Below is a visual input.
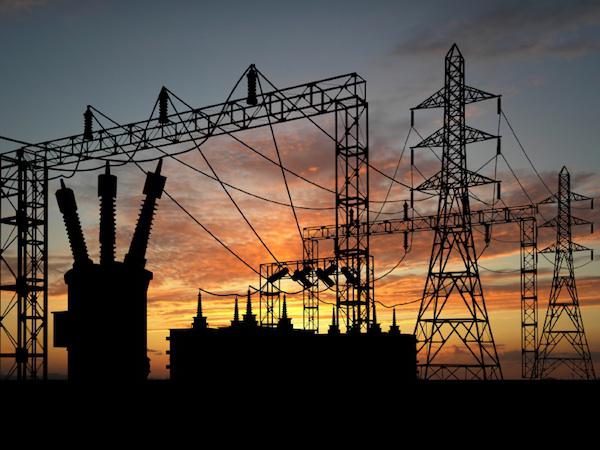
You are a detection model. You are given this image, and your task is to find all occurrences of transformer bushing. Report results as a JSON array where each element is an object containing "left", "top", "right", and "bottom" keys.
[{"left": 53, "top": 160, "right": 166, "bottom": 382}]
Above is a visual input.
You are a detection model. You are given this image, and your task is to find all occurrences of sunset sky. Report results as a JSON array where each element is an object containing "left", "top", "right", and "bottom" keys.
[{"left": 2, "top": 0, "right": 600, "bottom": 379}]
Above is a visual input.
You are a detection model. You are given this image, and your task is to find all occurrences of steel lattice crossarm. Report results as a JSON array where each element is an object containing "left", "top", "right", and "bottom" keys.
[
  {"left": 411, "top": 84, "right": 499, "bottom": 110},
  {"left": 1, "top": 71, "right": 365, "bottom": 168},
  {"left": 302, "top": 202, "right": 540, "bottom": 379},
  {"left": 303, "top": 205, "right": 538, "bottom": 241}
]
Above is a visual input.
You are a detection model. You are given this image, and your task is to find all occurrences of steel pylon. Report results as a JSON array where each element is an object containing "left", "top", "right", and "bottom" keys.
[
  {"left": 537, "top": 167, "right": 596, "bottom": 380},
  {"left": 411, "top": 44, "right": 503, "bottom": 380}
]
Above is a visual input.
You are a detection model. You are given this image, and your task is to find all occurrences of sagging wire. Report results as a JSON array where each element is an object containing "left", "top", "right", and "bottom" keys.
[{"left": 256, "top": 75, "right": 308, "bottom": 256}]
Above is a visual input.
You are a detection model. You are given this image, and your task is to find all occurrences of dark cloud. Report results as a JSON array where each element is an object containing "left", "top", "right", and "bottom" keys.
[{"left": 394, "top": 0, "right": 600, "bottom": 60}]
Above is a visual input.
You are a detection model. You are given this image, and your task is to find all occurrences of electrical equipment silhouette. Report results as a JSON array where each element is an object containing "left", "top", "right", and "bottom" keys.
[
  {"left": 411, "top": 44, "right": 503, "bottom": 380},
  {"left": 53, "top": 160, "right": 166, "bottom": 382},
  {"left": 536, "top": 167, "right": 596, "bottom": 380},
  {"left": 167, "top": 290, "right": 417, "bottom": 383}
]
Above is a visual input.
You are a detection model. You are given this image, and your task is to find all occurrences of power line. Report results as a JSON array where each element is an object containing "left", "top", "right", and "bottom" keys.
[
  {"left": 372, "top": 126, "right": 412, "bottom": 222},
  {"left": 166, "top": 92, "right": 282, "bottom": 265},
  {"left": 501, "top": 109, "right": 553, "bottom": 196},
  {"left": 257, "top": 76, "right": 308, "bottom": 254}
]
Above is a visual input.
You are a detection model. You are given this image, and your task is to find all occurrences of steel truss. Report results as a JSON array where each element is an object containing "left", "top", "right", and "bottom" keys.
[
  {"left": 537, "top": 167, "right": 595, "bottom": 379},
  {"left": 0, "top": 69, "right": 368, "bottom": 380},
  {"left": 412, "top": 44, "right": 502, "bottom": 380},
  {"left": 0, "top": 151, "right": 47, "bottom": 380},
  {"left": 302, "top": 204, "right": 538, "bottom": 378},
  {"left": 259, "top": 254, "right": 374, "bottom": 330}
]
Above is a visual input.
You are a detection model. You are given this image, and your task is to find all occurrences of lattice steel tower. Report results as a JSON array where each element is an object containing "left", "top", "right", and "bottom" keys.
[
  {"left": 537, "top": 167, "right": 596, "bottom": 380},
  {"left": 412, "top": 44, "right": 502, "bottom": 380}
]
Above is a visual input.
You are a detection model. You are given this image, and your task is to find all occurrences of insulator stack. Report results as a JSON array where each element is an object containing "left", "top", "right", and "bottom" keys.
[
  {"left": 125, "top": 159, "right": 166, "bottom": 268},
  {"left": 83, "top": 107, "right": 93, "bottom": 141},
  {"left": 158, "top": 87, "right": 169, "bottom": 125},
  {"left": 56, "top": 179, "right": 91, "bottom": 266},
  {"left": 403, "top": 201, "right": 409, "bottom": 221},
  {"left": 316, "top": 263, "right": 336, "bottom": 287},
  {"left": 98, "top": 162, "right": 117, "bottom": 266},
  {"left": 267, "top": 266, "right": 289, "bottom": 284},
  {"left": 291, "top": 266, "right": 313, "bottom": 288},
  {"left": 403, "top": 230, "right": 409, "bottom": 251},
  {"left": 484, "top": 223, "right": 491, "bottom": 245},
  {"left": 340, "top": 266, "right": 358, "bottom": 286},
  {"left": 246, "top": 65, "right": 258, "bottom": 106}
]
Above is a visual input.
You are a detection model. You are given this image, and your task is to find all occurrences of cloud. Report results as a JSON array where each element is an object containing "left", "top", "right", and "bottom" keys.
[{"left": 394, "top": 0, "right": 600, "bottom": 60}]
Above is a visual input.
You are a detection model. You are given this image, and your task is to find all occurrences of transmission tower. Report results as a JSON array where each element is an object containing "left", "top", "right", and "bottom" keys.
[
  {"left": 411, "top": 44, "right": 503, "bottom": 380},
  {"left": 537, "top": 167, "right": 596, "bottom": 380}
]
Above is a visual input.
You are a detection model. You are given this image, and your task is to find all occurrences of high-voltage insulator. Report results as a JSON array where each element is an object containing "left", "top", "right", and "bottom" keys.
[
  {"left": 497, "top": 182, "right": 501, "bottom": 200},
  {"left": 193, "top": 290, "right": 208, "bottom": 330},
  {"left": 267, "top": 266, "right": 289, "bottom": 284},
  {"left": 315, "top": 263, "right": 336, "bottom": 287},
  {"left": 291, "top": 266, "right": 313, "bottom": 288},
  {"left": 403, "top": 230, "right": 409, "bottom": 251},
  {"left": 56, "top": 179, "right": 91, "bottom": 266},
  {"left": 246, "top": 65, "right": 258, "bottom": 106},
  {"left": 158, "top": 87, "right": 170, "bottom": 125},
  {"left": 340, "top": 266, "right": 358, "bottom": 286},
  {"left": 98, "top": 162, "right": 117, "bottom": 266},
  {"left": 83, "top": 106, "right": 94, "bottom": 141},
  {"left": 484, "top": 223, "right": 491, "bottom": 245},
  {"left": 389, "top": 309, "right": 400, "bottom": 335},
  {"left": 327, "top": 306, "right": 340, "bottom": 335},
  {"left": 124, "top": 159, "right": 166, "bottom": 268},
  {"left": 403, "top": 201, "right": 409, "bottom": 221},
  {"left": 497, "top": 137, "right": 501, "bottom": 155}
]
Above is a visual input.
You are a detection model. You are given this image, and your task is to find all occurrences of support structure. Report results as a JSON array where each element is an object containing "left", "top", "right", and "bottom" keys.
[
  {"left": 0, "top": 151, "right": 48, "bottom": 380},
  {"left": 537, "top": 167, "right": 595, "bottom": 380},
  {"left": 0, "top": 69, "right": 368, "bottom": 379},
  {"left": 411, "top": 44, "right": 502, "bottom": 380},
  {"left": 334, "top": 99, "right": 373, "bottom": 332},
  {"left": 304, "top": 204, "right": 538, "bottom": 377},
  {"left": 520, "top": 218, "right": 538, "bottom": 378},
  {"left": 302, "top": 238, "right": 320, "bottom": 331}
]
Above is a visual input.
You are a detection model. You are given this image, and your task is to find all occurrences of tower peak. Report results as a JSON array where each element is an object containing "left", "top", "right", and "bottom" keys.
[{"left": 446, "top": 43, "right": 463, "bottom": 59}]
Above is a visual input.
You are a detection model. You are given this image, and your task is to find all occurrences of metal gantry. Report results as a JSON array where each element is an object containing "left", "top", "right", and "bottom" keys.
[
  {"left": 334, "top": 98, "right": 373, "bottom": 333},
  {"left": 303, "top": 204, "right": 538, "bottom": 377},
  {"left": 0, "top": 69, "right": 369, "bottom": 380},
  {"left": 0, "top": 150, "right": 48, "bottom": 380},
  {"left": 537, "top": 167, "right": 596, "bottom": 380},
  {"left": 411, "top": 44, "right": 503, "bottom": 380}
]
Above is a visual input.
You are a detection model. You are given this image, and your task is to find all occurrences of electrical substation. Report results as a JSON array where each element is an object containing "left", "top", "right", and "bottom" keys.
[{"left": 0, "top": 45, "right": 596, "bottom": 382}]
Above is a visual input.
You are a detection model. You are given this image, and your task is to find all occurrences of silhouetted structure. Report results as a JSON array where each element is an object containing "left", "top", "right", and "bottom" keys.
[
  {"left": 411, "top": 44, "right": 502, "bottom": 380},
  {"left": 167, "top": 294, "right": 417, "bottom": 382},
  {"left": 0, "top": 66, "right": 368, "bottom": 380},
  {"left": 53, "top": 161, "right": 166, "bottom": 382},
  {"left": 537, "top": 167, "right": 595, "bottom": 379}
]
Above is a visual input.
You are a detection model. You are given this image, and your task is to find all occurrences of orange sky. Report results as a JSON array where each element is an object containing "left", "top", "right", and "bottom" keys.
[{"left": 35, "top": 114, "right": 600, "bottom": 380}]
